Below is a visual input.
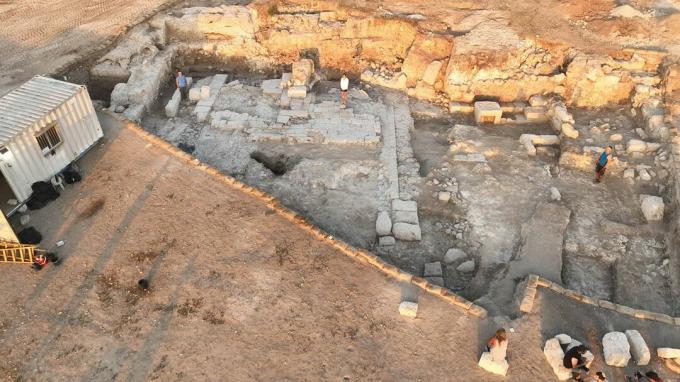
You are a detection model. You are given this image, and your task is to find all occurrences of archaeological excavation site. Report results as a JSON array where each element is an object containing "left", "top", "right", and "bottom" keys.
[{"left": 2, "top": 0, "right": 680, "bottom": 380}]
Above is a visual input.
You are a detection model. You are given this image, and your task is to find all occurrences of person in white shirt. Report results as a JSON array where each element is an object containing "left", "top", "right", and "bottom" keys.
[{"left": 340, "top": 74, "right": 349, "bottom": 108}]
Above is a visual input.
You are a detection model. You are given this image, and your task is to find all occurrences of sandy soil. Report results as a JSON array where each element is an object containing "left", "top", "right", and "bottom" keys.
[
  {"left": 0, "top": 0, "right": 176, "bottom": 95},
  {"left": 0, "top": 113, "right": 563, "bottom": 381}
]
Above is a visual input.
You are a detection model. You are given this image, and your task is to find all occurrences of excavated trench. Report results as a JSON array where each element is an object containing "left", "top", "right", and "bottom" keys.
[{"left": 70, "top": 1, "right": 680, "bottom": 317}]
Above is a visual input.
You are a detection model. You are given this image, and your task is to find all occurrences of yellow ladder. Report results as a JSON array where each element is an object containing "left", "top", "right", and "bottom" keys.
[{"left": 0, "top": 241, "right": 44, "bottom": 264}]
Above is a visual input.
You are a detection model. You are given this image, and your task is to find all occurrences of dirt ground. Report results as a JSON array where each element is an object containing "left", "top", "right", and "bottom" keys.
[{"left": 0, "top": 113, "right": 562, "bottom": 381}]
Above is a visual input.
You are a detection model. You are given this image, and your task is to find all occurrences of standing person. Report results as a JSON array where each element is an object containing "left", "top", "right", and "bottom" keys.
[
  {"left": 176, "top": 71, "right": 188, "bottom": 100},
  {"left": 595, "top": 146, "right": 614, "bottom": 183},
  {"left": 340, "top": 73, "right": 349, "bottom": 109},
  {"left": 485, "top": 328, "right": 508, "bottom": 362}
]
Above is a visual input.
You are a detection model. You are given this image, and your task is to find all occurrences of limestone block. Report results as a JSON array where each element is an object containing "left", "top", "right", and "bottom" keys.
[
  {"left": 524, "top": 107, "right": 547, "bottom": 121},
  {"left": 421, "top": 61, "right": 443, "bottom": 86},
  {"left": 392, "top": 199, "right": 417, "bottom": 212},
  {"left": 280, "top": 92, "right": 290, "bottom": 108},
  {"left": 554, "top": 334, "right": 572, "bottom": 345},
  {"left": 394, "top": 210, "right": 419, "bottom": 225},
  {"left": 610, "top": 134, "right": 623, "bottom": 142},
  {"left": 623, "top": 168, "right": 635, "bottom": 179},
  {"left": 438, "top": 191, "right": 451, "bottom": 202},
  {"left": 456, "top": 260, "right": 475, "bottom": 273},
  {"left": 544, "top": 338, "right": 572, "bottom": 380},
  {"left": 638, "top": 169, "right": 651, "bottom": 181},
  {"left": 379, "top": 236, "right": 395, "bottom": 246},
  {"left": 627, "top": 139, "right": 648, "bottom": 153},
  {"left": 280, "top": 72, "right": 292, "bottom": 88},
  {"left": 474, "top": 101, "right": 502, "bottom": 124},
  {"left": 262, "top": 79, "right": 283, "bottom": 96},
  {"left": 529, "top": 94, "right": 548, "bottom": 107},
  {"left": 639, "top": 194, "right": 664, "bottom": 222},
  {"left": 164, "top": 89, "right": 181, "bottom": 118},
  {"left": 449, "top": 102, "right": 474, "bottom": 114},
  {"left": 602, "top": 331, "right": 631, "bottom": 367},
  {"left": 200, "top": 86, "right": 210, "bottom": 100},
  {"left": 392, "top": 223, "right": 422, "bottom": 241},
  {"left": 610, "top": 4, "right": 645, "bottom": 18},
  {"left": 292, "top": 59, "right": 314, "bottom": 87},
  {"left": 399, "top": 301, "right": 418, "bottom": 318},
  {"left": 561, "top": 123, "right": 579, "bottom": 139},
  {"left": 625, "top": 330, "right": 650, "bottom": 366},
  {"left": 189, "top": 88, "right": 201, "bottom": 101},
  {"left": 110, "top": 83, "right": 129, "bottom": 107},
  {"left": 657, "top": 348, "right": 680, "bottom": 359},
  {"left": 444, "top": 248, "right": 467, "bottom": 263},
  {"left": 520, "top": 134, "right": 560, "bottom": 156},
  {"left": 478, "top": 351, "right": 509, "bottom": 376},
  {"left": 376, "top": 211, "right": 392, "bottom": 236},
  {"left": 424, "top": 262, "right": 443, "bottom": 277},
  {"left": 287, "top": 85, "right": 307, "bottom": 99},
  {"left": 414, "top": 82, "right": 436, "bottom": 100}
]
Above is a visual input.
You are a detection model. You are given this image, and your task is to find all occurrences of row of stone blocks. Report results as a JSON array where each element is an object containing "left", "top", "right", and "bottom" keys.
[{"left": 376, "top": 199, "right": 422, "bottom": 245}]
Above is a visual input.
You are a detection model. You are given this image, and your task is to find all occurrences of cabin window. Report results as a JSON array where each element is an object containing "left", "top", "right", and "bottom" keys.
[{"left": 35, "top": 124, "right": 62, "bottom": 154}]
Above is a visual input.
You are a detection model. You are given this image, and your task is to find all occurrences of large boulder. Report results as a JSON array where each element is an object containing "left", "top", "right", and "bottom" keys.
[
  {"left": 543, "top": 338, "right": 572, "bottom": 380},
  {"left": 375, "top": 211, "right": 392, "bottom": 236},
  {"left": 657, "top": 348, "right": 680, "bottom": 359},
  {"left": 625, "top": 330, "right": 650, "bottom": 366},
  {"left": 478, "top": 351, "right": 509, "bottom": 376},
  {"left": 602, "top": 331, "right": 631, "bottom": 367},
  {"left": 392, "top": 223, "right": 422, "bottom": 241},
  {"left": 110, "top": 83, "right": 129, "bottom": 107},
  {"left": 444, "top": 248, "right": 467, "bottom": 263},
  {"left": 639, "top": 194, "right": 664, "bottom": 222}
]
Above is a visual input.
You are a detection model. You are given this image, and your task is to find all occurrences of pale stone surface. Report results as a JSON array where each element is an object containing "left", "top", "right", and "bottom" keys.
[
  {"left": 550, "top": 187, "right": 561, "bottom": 201},
  {"left": 457, "top": 260, "right": 475, "bottom": 273},
  {"left": 189, "top": 87, "right": 201, "bottom": 101},
  {"left": 392, "top": 199, "right": 417, "bottom": 212},
  {"left": 555, "top": 334, "right": 572, "bottom": 345},
  {"left": 261, "top": 79, "right": 283, "bottom": 96},
  {"left": 376, "top": 211, "right": 392, "bottom": 236},
  {"left": 639, "top": 194, "right": 664, "bottom": 222},
  {"left": 529, "top": 94, "right": 548, "bottom": 107},
  {"left": 524, "top": 106, "right": 547, "bottom": 120},
  {"left": 602, "top": 331, "right": 631, "bottom": 367},
  {"left": 424, "top": 262, "right": 443, "bottom": 277},
  {"left": 200, "top": 85, "right": 210, "bottom": 100},
  {"left": 444, "top": 248, "right": 467, "bottom": 263},
  {"left": 544, "top": 338, "right": 572, "bottom": 380},
  {"left": 474, "top": 101, "right": 502, "bottom": 124},
  {"left": 623, "top": 168, "right": 635, "bottom": 179},
  {"left": 625, "top": 330, "right": 650, "bottom": 366},
  {"left": 291, "top": 59, "right": 314, "bottom": 87},
  {"left": 379, "top": 236, "right": 396, "bottom": 246},
  {"left": 610, "top": 4, "right": 645, "bottom": 18},
  {"left": 478, "top": 351, "right": 509, "bottom": 376},
  {"left": 393, "top": 223, "right": 422, "bottom": 241},
  {"left": 561, "top": 123, "right": 579, "bottom": 139},
  {"left": 164, "top": 89, "right": 181, "bottom": 117},
  {"left": 287, "top": 85, "right": 307, "bottom": 99},
  {"left": 421, "top": 60, "right": 443, "bottom": 86},
  {"left": 110, "top": 83, "right": 129, "bottom": 107},
  {"left": 398, "top": 301, "right": 418, "bottom": 318},
  {"left": 394, "top": 210, "right": 419, "bottom": 225},
  {"left": 627, "top": 139, "right": 648, "bottom": 153},
  {"left": 425, "top": 276, "right": 444, "bottom": 287},
  {"left": 519, "top": 134, "right": 560, "bottom": 156},
  {"left": 438, "top": 191, "right": 451, "bottom": 202},
  {"left": 610, "top": 134, "right": 623, "bottom": 142},
  {"left": 657, "top": 348, "right": 680, "bottom": 359}
]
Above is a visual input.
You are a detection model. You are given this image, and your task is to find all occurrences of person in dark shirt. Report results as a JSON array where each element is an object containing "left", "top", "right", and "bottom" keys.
[
  {"left": 176, "top": 71, "right": 188, "bottom": 100},
  {"left": 563, "top": 345, "right": 590, "bottom": 380},
  {"left": 595, "top": 146, "right": 613, "bottom": 183}
]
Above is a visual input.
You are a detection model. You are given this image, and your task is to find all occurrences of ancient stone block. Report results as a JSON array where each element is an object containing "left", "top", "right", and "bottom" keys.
[
  {"left": 478, "top": 351, "right": 509, "bottom": 376},
  {"left": 200, "top": 85, "right": 210, "bottom": 100},
  {"left": 189, "top": 88, "right": 201, "bottom": 101},
  {"left": 392, "top": 199, "right": 417, "bottom": 212},
  {"left": 544, "top": 338, "right": 572, "bottom": 380},
  {"left": 392, "top": 223, "right": 422, "bottom": 241},
  {"left": 625, "top": 330, "right": 650, "bottom": 366},
  {"left": 456, "top": 260, "right": 475, "bottom": 273},
  {"left": 425, "top": 276, "right": 444, "bottom": 287},
  {"left": 474, "top": 101, "right": 502, "bottom": 125},
  {"left": 639, "top": 194, "right": 664, "bottom": 222},
  {"left": 110, "top": 83, "right": 129, "bottom": 107},
  {"left": 421, "top": 61, "right": 443, "bottom": 86},
  {"left": 287, "top": 85, "right": 307, "bottom": 99},
  {"left": 444, "top": 248, "right": 467, "bottom": 263},
  {"left": 379, "top": 236, "right": 396, "bottom": 247},
  {"left": 376, "top": 211, "right": 392, "bottom": 236},
  {"left": 657, "top": 348, "right": 680, "bottom": 359},
  {"left": 164, "top": 89, "right": 181, "bottom": 118},
  {"left": 398, "top": 301, "right": 418, "bottom": 318},
  {"left": 291, "top": 59, "right": 314, "bottom": 87},
  {"left": 394, "top": 210, "right": 419, "bottom": 225},
  {"left": 603, "top": 331, "right": 631, "bottom": 367},
  {"left": 524, "top": 106, "right": 547, "bottom": 121}
]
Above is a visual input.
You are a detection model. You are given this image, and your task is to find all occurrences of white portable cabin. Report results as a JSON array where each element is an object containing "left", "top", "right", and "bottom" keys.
[{"left": 0, "top": 76, "right": 103, "bottom": 207}]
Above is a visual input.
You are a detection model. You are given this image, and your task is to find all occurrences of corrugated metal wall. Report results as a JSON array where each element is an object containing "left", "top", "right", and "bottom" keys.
[{"left": 0, "top": 86, "right": 103, "bottom": 202}]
